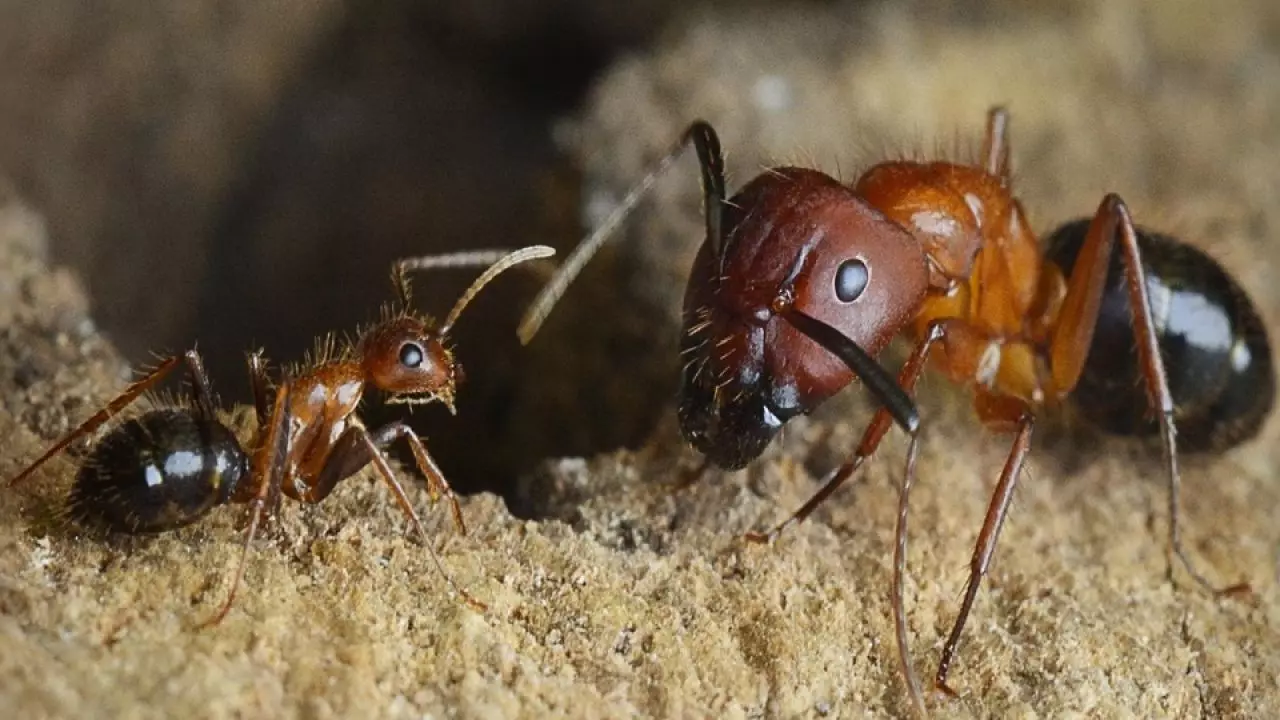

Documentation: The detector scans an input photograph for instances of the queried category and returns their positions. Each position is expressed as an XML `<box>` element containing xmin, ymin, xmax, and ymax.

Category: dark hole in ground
<box><xmin>161</xmin><ymin>6</ymin><xmax>675</xmax><ymax>501</ymax></box>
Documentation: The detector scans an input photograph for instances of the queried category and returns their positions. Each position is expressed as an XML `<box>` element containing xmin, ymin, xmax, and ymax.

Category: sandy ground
<box><xmin>2</xmin><ymin>1</ymin><xmax>1280</xmax><ymax>718</ymax></box>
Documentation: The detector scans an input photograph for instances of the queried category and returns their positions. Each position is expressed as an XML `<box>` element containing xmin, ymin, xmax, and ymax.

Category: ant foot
<box><xmin>933</xmin><ymin>680</ymin><xmax>960</xmax><ymax>699</ymax></box>
<box><xmin>1216</xmin><ymin>581</ymin><xmax>1253</xmax><ymax>600</ymax></box>
<box><xmin>459</xmin><ymin>591</ymin><xmax>488</xmax><ymax>613</ymax></box>
<box><xmin>741</xmin><ymin>529</ymin><xmax>777</xmax><ymax>545</ymax></box>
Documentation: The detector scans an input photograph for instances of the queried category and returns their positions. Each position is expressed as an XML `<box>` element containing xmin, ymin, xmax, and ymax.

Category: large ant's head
<box><xmin>678</xmin><ymin>168</ymin><xmax>929</xmax><ymax>468</ymax></box>
<box><xmin>367</xmin><ymin>245</ymin><xmax>556</xmax><ymax>413</ymax></box>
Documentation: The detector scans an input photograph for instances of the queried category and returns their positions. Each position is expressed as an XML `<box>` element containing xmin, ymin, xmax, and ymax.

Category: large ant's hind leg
<box><xmin>1048</xmin><ymin>194</ymin><xmax>1247</xmax><ymax>596</ymax></box>
<box><xmin>7</xmin><ymin>349</ymin><xmax>210</xmax><ymax>487</ymax></box>
<box><xmin>304</xmin><ymin>422</ymin><xmax>484</xmax><ymax>611</ymax></box>
<box><xmin>196</xmin><ymin>380</ymin><xmax>293</xmax><ymax>629</ymax></box>
<box><xmin>933</xmin><ymin>391</ymin><xmax>1034</xmax><ymax>697</ymax></box>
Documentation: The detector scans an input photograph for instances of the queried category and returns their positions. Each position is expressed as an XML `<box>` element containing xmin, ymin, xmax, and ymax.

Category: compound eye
<box><xmin>834</xmin><ymin>258</ymin><xmax>869</xmax><ymax>303</ymax></box>
<box><xmin>398</xmin><ymin>341</ymin><xmax>425</xmax><ymax>369</ymax></box>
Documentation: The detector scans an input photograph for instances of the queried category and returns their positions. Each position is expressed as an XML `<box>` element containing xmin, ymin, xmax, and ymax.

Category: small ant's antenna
<box><xmin>441</xmin><ymin>245</ymin><xmax>556</xmax><ymax>334</ymax></box>
<box><xmin>393</xmin><ymin>249</ymin><xmax>534</xmax><ymax>308</ymax></box>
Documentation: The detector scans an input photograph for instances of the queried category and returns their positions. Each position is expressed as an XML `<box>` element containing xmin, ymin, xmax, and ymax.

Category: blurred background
<box><xmin>2</xmin><ymin>0</ymin><xmax>1277</xmax><ymax>505</ymax></box>
<box><xmin>0</xmin><ymin>0</ymin><xmax>713</xmax><ymax>497</ymax></box>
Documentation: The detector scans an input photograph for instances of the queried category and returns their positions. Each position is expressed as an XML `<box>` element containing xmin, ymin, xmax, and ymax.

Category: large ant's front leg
<box><xmin>1047</xmin><ymin>193</ymin><xmax>1248</xmax><ymax>596</ymax></box>
<box><xmin>306</xmin><ymin>420</ymin><xmax>484</xmax><ymax>611</ymax></box>
<box><xmin>7</xmin><ymin>349</ymin><xmax>216</xmax><ymax>487</ymax></box>
<box><xmin>756</xmin><ymin>308</ymin><xmax>936</xmax><ymax>717</ymax></box>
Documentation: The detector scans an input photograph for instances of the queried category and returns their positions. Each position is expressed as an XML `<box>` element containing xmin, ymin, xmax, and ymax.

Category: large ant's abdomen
<box><xmin>69</xmin><ymin>410</ymin><xmax>249</xmax><ymax>532</ymax></box>
<box><xmin>1045</xmin><ymin>219</ymin><xmax>1274</xmax><ymax>451</ymax></box>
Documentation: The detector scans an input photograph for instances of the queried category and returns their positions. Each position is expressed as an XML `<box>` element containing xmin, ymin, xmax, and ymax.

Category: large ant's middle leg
<box><xmin>1048</xmin><ymin>193</ymin><xmax>1247</xmax><ymax>596</ymax></box>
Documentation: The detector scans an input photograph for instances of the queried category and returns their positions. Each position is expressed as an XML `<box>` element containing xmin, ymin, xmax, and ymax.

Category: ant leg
<box><xmin>336</xmin><ymin>423</ymin><xmax>485</xmax><ymax>610</ymax></box>
<box><xmin>981</xmin><ymin>106</ymin><xmax>1011</xmax><ymax>179</ymax></box>
<box><xmin>245</xmin><ymin>350</ymin><xmax>271</xmax><ymax>428</ymax></box>
<box><xmin>744</xmin><ymin>319</ymin><xmax>978</xmax><ymax>542</ymax></box>
<box><xmin>762</xmin><ymin>315</ymin><xmax>970</xmax><ymax>718</ymax></box>
<box><xmin>304</xmin><ymin>422</ymin><xmax>468</xmax><ymax>536</ymax></box>
<box><xmin>672</xmin><ymin>456</ymin><xmax>712</xmax><ymax>491</ymax></box>
<box><xmin>196</xmin><ymin>380</ymin><xmax>293</xmax><ymax>629</ymax></box>
<box><xmin>933</xmin><ymin>390</ymin><xmax>1034</xmax><ymax>697</ymax></box>
<box><xmin>518</xmin><ymin>120</ymin><xmax>726</xmax><ymax>344</ymax></box>
<box><xmin>7</xmin><ymin>349</ymin><xmax>207</xmax><ymax>487</ymax></box>
<box><xmin>1048</xmin><ymin>194</ymin><xmax>1246</xmax><ymax>595</ymax></box>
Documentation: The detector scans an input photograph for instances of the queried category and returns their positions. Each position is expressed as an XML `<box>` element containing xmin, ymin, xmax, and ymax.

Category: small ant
<box><xmin>517</xmin><ymin>108</ymin><xmax>1273</xmax><ymax>714</ymax></box>
<box><xmin>7</xmin><ymin>245</ymin><xmax>554</xmax><ymax>627</ymax></box>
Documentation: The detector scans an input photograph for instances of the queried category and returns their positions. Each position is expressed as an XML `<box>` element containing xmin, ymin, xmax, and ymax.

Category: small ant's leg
<box><xmin>305</xmin><ymin>422</ymin><xmax>467</xmax><ymax>536</ymax></box>
<box><xmin>347</xmin><ymin>423</ymin><xmax>485</xmax><ymax>611</ymax></box>
<box><xmin>933</xmin><ymin>390</ymin><xmax>1034</xmax><ymax>697</ymax></box>
<box><xmin>181</xmin><ymin>349</ymin><xmax>217</xmax><ymax>419</ymax></box>
<box><xmin>245</xmin><ymin>350</ymin><xmax>271</xmax><ymax>428</ymax></box>
<box><xmin>196</xmin><ymin>380</ymin><xmax>293</xmax><ymax>629</ymax></box>
<box><xmin>7</xmin><ymin>350</ymin><xmax>203</xmax><ymax>487</ymax></box>
<box><xmin>388</xmin><ymin>425</ymin><xmax>466</xmax><ymax>534</ymax></box>
<box><xmin>518</xmin><ymin>120</ymin><xmax>727</xmax><ymax>344</ymax></box>
<box><xmin>981</xmin><ymin>106</ymin><xmax>1011</xmax><ymax>179</ymax></box>
<box><xmin>1049</xmin><ymin>194</ymin><xmax>1246</xmax><ymax>595</ymax></box>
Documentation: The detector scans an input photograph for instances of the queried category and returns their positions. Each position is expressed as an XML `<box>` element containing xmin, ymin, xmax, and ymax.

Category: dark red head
<box><xmin>678</xmin><ymin>168</ymin><xmax>929</xmax><ymax>468</ymax></box>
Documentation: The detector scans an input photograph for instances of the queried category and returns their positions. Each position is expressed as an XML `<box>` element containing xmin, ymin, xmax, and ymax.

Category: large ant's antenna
<box><xmin>517</xmin><ymin>121</ymin><xmax>723</xmax><ymax>346</ymax></box>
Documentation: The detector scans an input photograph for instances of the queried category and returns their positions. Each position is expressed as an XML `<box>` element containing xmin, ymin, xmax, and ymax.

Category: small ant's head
<box><xmin>362</xmin><ymin>316</ymin><xmax>459</xmax><ymax>413</ymax></box>
<box><xmin>371</xmin><ymin>244</ymin><xmax>555</xmax><ymax>414</ymax></box>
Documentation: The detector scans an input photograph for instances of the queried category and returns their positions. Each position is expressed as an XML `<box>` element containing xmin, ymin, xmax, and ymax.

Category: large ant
<box><xmin>517</xmin><ymin>107</ymin><xmax>1273</xmax><ymax>714</ymax></box>
<box><xmin>6</xmin><ymin>245</ymin><xmax>554</xmax><ymax>627</ymax></box>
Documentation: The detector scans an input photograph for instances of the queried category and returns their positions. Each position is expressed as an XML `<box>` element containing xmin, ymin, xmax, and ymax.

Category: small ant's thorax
<box><xmin>286</xmin><ymin>363</ymin><xmax>366</xmax><ymax>480</ymax></box>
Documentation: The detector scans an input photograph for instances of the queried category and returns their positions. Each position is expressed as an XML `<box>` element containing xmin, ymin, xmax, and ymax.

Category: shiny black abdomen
<box><xmin>1045</xmin><ymin>219</ymin><xmax>1274</xmax><ymax>452</ymax></box>
<box><xmin>68</xmin><ymin>409</ymin><xmax>249</xmax><ymax>532</ymax></box>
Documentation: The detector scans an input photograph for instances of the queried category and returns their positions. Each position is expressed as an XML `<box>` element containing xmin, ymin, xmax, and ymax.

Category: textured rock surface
<box><xmin>2</xmin><ymin>1</ymin><xmax>1280</xmax><ymax>718</ymax></box>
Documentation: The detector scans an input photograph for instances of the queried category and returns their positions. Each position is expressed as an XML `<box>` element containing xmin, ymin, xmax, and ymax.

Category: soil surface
<box><xmin>2</xmin><ymin>1</ymin><xmax>1280</xmax><ymax>718</ymax></box>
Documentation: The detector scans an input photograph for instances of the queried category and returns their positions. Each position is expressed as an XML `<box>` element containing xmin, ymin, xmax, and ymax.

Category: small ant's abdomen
<box><xmin>69</xmin><ymin>410</ymin><xmax>249</xmax><ymax>533</ymax></box>
<box><xmin>1045</xmin><ymin>219</ymin><xmax>1274</xmax><ymax>451</ymax></box>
